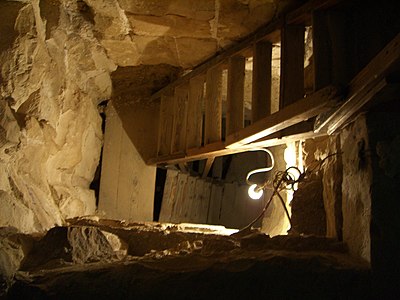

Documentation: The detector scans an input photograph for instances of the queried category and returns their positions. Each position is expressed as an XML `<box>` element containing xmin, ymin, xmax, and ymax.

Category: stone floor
<box><xmin>1</xmin><ymin>218</ymin><xmax>371</xmax><ymax>299</ymax></box>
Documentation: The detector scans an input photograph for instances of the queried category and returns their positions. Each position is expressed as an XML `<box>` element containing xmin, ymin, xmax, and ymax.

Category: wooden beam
<box><xmin>280</xmin><ymin>24</ymin><xmax>305</xmax><ymax>109</ymax></box>
<box><xmin>202</xmin><ymin>157</ymin><xmax>215</xmax><ymax>179</ymax></box>
<box><xmin>312</xmin><ymin>10</ymin><xmax>349</xmax><ymax>90</ymax></box>
<box><xmin>151</xmin><ymin>0</ymin><xmax>346</xmax><ymax>101</ymax></box>
<box><xmin>157</xmin><ymin>93</ymin><xmax>174</xmax><ymax>156</ymax></box>
<box><xmin>187</xmin><ymin>141</ymin><xmax>226</xmax><ymax>159</ymax></box>
<box><xmin>147</xmin><ymin>128</ymin><xmax>326</xmax><ymax>166</ymax></box>
<box><xmin>252</xmin><ymin>40</ymin><xmax>272</xmax><ymax>122</ymax></box>
<box><xmin>312</xmin><ymin>10</ymin><xmax>331</xmax><ymax>90</ymax></box>
<box><xmin>204</xmin><ymin>67</ymin><xmax>223</xmax><ymax>145</ymax></box>
<box><xmin>226</xmin><ymin>56</ymin><xmax>245</xmax><ymax>136</ymax></box>
<box><xmin>186</xmin><ymin>75</ymin><xmax>205</xmax><ymax>150</ymax></box>
<box><xmin>226</xmin><ymin>85</ymin><xmax>341</xmax><ymax>148</ymax></box>
<box><xmin>171</xmin><ymin>84</ymin><xmax>189</xmax><ymax>153</ymax></box>
<box><xmin>287</xmin><ymin>0</ymin><xmax>345</xmax><ymax>25</ymax></box>
<box><xmin>315</xmin><ymin>33</ymin><xmax>400</xmax><ymax>134</ymax></box>
<box><xmin>150</xmin><ymin>152</ymin><xmax>185</xmax><ymax>165</ymax></box>
<box><xmin>348</xmin><ymin>33</ymin><xmax>400</xmax><ymax>96</ymax></box>
<box><xmin>151</xmin><ymin>19</ymin><xmax>282</xmax><ymax>101</ymax></box>
<box><xmin>327</xmin><ymin>78</ymin><xmax>398</xmax><ymax>134</ymax></box>
<box><xmin>148</xmin><ymin>87</ymin><xmax>341</xmax><ymax>165</ymax></box>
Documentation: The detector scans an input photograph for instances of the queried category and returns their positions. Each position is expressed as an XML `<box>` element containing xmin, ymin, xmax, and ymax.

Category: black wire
<box><xmin>232</xmin><ymin>153</ymin><xmax>339</xmax><ymax>237</ymax></box>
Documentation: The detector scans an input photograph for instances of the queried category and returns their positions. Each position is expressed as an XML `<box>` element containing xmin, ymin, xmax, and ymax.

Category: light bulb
<box><xmin>248</xmin><ymin>184</ymin><xmax>263</xmax><ymax>200</ymax></box>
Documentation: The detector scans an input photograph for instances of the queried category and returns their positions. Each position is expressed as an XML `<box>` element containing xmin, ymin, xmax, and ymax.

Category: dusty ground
<box><xmin>1</xmin><ymin>217</ymin><xmax>371</xmax><ymax>299</ymax></box>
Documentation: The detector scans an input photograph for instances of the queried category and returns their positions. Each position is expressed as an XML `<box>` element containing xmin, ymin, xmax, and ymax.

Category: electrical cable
<box><xmin>245</xmin><ymin>148</ymin><xmax>275</xmax><ymax>186</ymax></box>
<box><xmin>233</xmin><ymin>153</ymin><xmax>340</xmax><ymax>238</ymax></box>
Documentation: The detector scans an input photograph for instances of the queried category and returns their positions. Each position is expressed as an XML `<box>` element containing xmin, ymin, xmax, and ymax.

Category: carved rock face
<box><xmin>0</xmin><ymin>1</ymin><xmax>114</xmax><ymax>232</ymax></box>
<box><xmin>0</xmin><ymin>0</ymin><xmax>292</xmax><ymax>233</ymax></box>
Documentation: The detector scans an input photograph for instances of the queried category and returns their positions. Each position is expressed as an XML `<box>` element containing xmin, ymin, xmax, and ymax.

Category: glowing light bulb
<box><xmin>248</xmin><ymin>184</ymin><xmax>263</xmax><ymax>200</ymax></box>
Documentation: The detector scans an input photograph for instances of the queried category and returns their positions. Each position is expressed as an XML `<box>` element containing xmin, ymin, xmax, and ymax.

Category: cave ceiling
<box><xmin>84</xmin><ymin>0</ymin><xmax>299</xmax><ymax>103</ymax></box>
<box><xmin>1</xmin><ymin>0</ymin><xmax>300</xmax><ymax>105</ymax></box>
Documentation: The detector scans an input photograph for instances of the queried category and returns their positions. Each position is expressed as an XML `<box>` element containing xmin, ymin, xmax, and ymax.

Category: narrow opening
<box><xmin>271</xmin><ymin>42</ymin><xmax>281</xmax><ymax>113</ymax></box>
<box><xmin>201</xmin><ymin>81</ymin><xmax>206</xmax><ymax>146</ymax></box>
<box><xmin>244</xmin><ymin>56</ymin><xmax>253</xmax><ymax>126</ymax></box>
<box><xmin>221</xmin><ymin>68</ymin><xmax>228</xmax><ymax>140</ymax></box>
<box><xmin>153</xmin><ymin>167</ymin><xmax>167</xmax><ymax>221</ymax></box>
<box><xmin>304</xmin><ymin>26</ymin><xmax>314</xmax><ymax>95</ymax></box>
<box><xmin>90</xmin><ymin>101</ymin><xmax>107</xmax><ymax>207</ymax></box>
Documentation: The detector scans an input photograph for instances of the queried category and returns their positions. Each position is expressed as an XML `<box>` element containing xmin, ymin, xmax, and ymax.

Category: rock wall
<box><xmin>303</xmin><ymin>136</ymin><xmax>343</xmax><ymax>239</ymax></box>
<box><xmin>85</xmin><ymin>0</ymin><xmax>290</xmax><ymax>68</ymax></box>
<box><xmin>0</xmin><ymin>0</ymin><xmax>297</xmax><ymax>233</ymax></box>
<box><xmin>365</xmin><ymin>106</ymin><xmax>400</xmax><ymax>293</ymax></box>
<box><xmin>302</xmin><ymin>117</ymin><xmax>371</xmax><ymax>262</ymax></box>
<box><xmin>0</xmin><ymin>1</ymin><xmax>116</xmax><ymax>232</ymax></box>
<box><xmin>340</xmin><ymin>115</ymin><xmax>371</xmax><ymax>262</ymax></box>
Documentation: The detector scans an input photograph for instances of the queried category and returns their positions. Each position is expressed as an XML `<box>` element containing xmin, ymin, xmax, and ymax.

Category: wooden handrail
<box><xmin>148</xmin><ymin>0</ymin><xmax>351</xmax><ymax>166</ymax></box>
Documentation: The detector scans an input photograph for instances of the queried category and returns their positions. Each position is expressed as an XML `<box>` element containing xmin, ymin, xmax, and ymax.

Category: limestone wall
<box><xmin>0</xmin><ymin>0</ymin><xmax>295</xmax><ymax>233</ymax></box>
<box><xmin>302</xmin><ymin>117</ymin><xmax>371</xmax><ymax>262</ymax></box>
<box><xmin>0</xmin><ymin>1</ymin><xmax>115</xmax><ymax>232</ymax></box>
<box><xmin>340</xmin><ymin>115</ymin><xmax>371</xmax><ymax>262</ymax></box>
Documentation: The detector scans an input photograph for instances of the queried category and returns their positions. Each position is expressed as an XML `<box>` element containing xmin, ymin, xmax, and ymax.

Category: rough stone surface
<box><xmin>0</xmin><ymin>2</ymin><xmax>174</xmax><ymax>233</ymax></box>
<box><xmin>365</xmin><ymin>106</ymin><xmax>400</xmax><ymax>295</ymax></box>
<box><xmin>290</xmin><ymin>174</ymin><xmax>326</xmax><ymax>236</ymax></box>
<box><xmin>303</xmin><ymin>136</ymin><xmax>343</xmax><ymax>239</ymax></box>
<box><xmin>0</xmin><ymin>228</ymin><xmax>34</xmax><ymax>295</ymax></box>
<box><xmin>2</xmin><ymin>219</ymin><xmax>371</xmax><ymax>299</ymax></box>
<box><xmin>86</xmin><ymin>0</ymin><xmax>294</xmax><ymax>68</ymax></box>
<box><xmin>20</xmin><ymin>225</ymin><xmax>127</xmax><ymax>273</ymax></box>
<box><xmin>340</xmin><ymin>115</ymin><xmax>371</xmax><ymax>262</ymax></box>
<box><xmin>0</xmin><ymin>1</ymin><xmax>117</xmax><ymax>233</ymax></box>
<box><xmin>0</xmin><ymin>0</ymin><xmax>297</xmax><ymax>233</ymax></box>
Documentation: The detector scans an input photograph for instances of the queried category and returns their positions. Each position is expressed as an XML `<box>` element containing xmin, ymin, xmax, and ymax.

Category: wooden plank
<box><xmin>248</xmin><ymin>129</ymin><xmax>326</xmax><ymax>149</ymax></box>
<box><xmin>178</xmin><ymin>162</ymin><xmax>188</xmax><ymax>173</ymax></box>
<box><xmin>287</xmin><ymin>0</ymin><xmax>345</xmax><ymax>25</ymax></box>
<box><xmin>280</xmin><ymin>25</ymin><xmax>305</xmax><ymax>109</ymax></box>
<box><xmin>151</xmin><ymin>152</ymin><xmax>185</xmax><ymax>165</ymax></box>
<box><xmin>252</xmin><ymin>41</ymin><xmax>272</xmax><ymax>122</ymax></box>
<box><xmin>182</xmin><ymin>176</ymin><xmax>197</xmax><ymax>222</ymax></box>
<box><xmin>326</xmin><ymin>78</ymin><xmax>391</xmax><ymax>134</ymax></box>
<box><xmin>219</xmin><ymin>183</ymin><xmax>238</xmax><ymax>228</ymax></box>
<box><xmin>99</xmin><ymin>103</ymin><xmax>122</xmax><ymax>218</ymax></box>
<box><xmin>151</xmin><ymin>19</ymin><xmax>283</xmax><ymax>101</ymax></box>
<box><xmin>199</xmin><ymin>181</ymin><xmax>212</xmax><ymax>224</ymax></box>
<box><xmin>170</xmin><ymin>172</ymin><xmax>189</xmax><ymax>223</ymax></box>
<box><xmin>312</xmin><ymin>10</ymin><xmax>331</xmax><ymax>90</ymax></box>
<box><xmin>171</xmin><ymin>84</ymin><xmax>189</xmax><ymax>154</ymax></box>
<box><xmin>212</xmin><ymin>157</ymin><xmax>223</xmax><ymax>179</ymax></box>
<box><xmin>157</xmin><ymin>93</ymin><xmax>174</xmax><ymax>156</ymax></box>
<box><xmin>188</xmin><ymin>178</ymin><xmax>201</xmax><ymax>221</ymax></box>
<box><xmin>226</xmin><ymin>85</ymin><xmax>340</xmax><ymax>148</ymax></box>
<box><xmin>186</xmin><ymin>75</ymin><xmax>205</xmax><ymax>149</ymax></box>
<box><xmin>226</xmin><ymin>56</ymin><xmax>245</xmax><ymax>135</ymax></box>
<box><xmin>202</xmin><ymin>157</ymin><xmax>215</xmax><ymax>179</ymax></box>
<box><xmin>348</xmin><ymin>32</ymin><xmax>400</xmax><ymax>95</ymax></box>
<box><xmin>312</xmin><ymin>10</ymin><xmax>348</xmax><ymax>90</ymax></box>
<box><xmin>207</xmin><ymin>184</ymin><xmax>224</xmax><ymax>224</ymax></box>
<box><xmin>151</xmin><ymin>0</ymin><xmax>346</xmax><ymax>102</ymax></box>
<box><xmin>159</xmin><ymin>169</ymin><xmax>179</xmax><ymax>222</ymax></box>
<box><xmin>204</xmin><ymin>66</ymin><xmax>223</xmax><ymax>144</ymax></box>
<box><xmin>117</xmin><ymin>123</ymin><xmax>154</xmax><ymax>221</ymax></box>
<box><xmin>189</xmin><ymin>178</ymin><xmax>211</xmax><ymax>223</ymax></box>
<box><xmin>147</xmin><ymin>128</ymin><xmax>326</xmax><ymax>166</ymax></box>
<box><xmin>315</xmin><ymin>33</ymin><xmax>400</xmax><ymax>133</ymax></box>
<box><xmin>187</xmin><ymin>141</ymin><xmax>225</xmax><ymax>158</ymax></box>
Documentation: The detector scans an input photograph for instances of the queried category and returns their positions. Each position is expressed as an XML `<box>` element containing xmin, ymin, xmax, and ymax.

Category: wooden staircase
<box><xmin>147</xmin><ymin>0</ymin><xmax>400</xmax><ymax>174</ymax></box>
